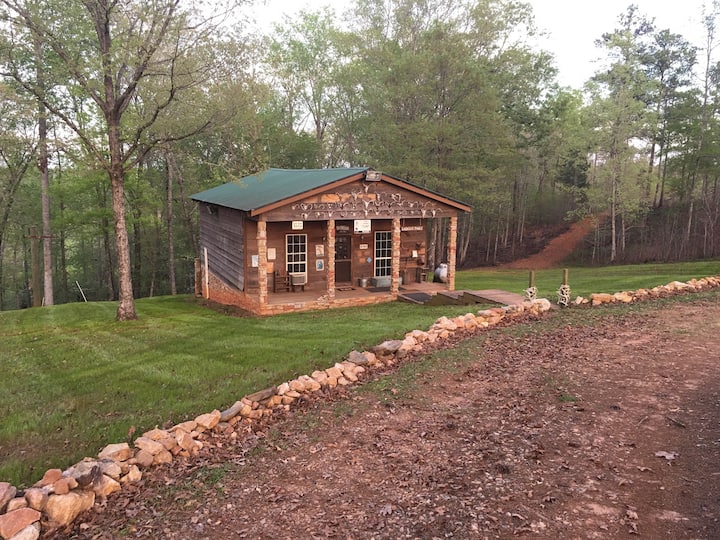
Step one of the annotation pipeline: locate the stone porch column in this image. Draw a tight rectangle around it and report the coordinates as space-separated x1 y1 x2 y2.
448 215 458 291
257 218 268 305
391 217 401 295
326 219 335 300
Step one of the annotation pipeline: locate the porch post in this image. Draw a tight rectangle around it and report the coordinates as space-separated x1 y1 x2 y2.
391 217 401 294
327 219 335 300
448 215 458 291
257 217 268 305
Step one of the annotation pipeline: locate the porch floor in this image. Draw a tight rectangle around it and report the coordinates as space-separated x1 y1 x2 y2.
266 280 446 306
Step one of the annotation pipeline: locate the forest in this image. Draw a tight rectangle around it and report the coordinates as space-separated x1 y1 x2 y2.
0 0 718 317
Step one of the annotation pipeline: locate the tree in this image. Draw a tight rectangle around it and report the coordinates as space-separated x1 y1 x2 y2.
641 29 696 208
267 8 341 148
0 83 36 309
0 0 226 319
588 6 656 262
33 38 53 306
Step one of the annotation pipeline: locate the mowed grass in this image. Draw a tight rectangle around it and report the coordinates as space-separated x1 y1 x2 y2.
0 296 477 487
457 260 720 300
1 259 718 487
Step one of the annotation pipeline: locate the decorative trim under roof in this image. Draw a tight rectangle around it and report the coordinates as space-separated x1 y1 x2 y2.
191 167 472 215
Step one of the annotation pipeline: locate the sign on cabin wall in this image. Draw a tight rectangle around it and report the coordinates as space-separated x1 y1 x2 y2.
354 219 371 233
263 181 457 222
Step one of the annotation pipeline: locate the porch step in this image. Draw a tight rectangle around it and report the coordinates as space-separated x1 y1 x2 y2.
463 289 526 305
401 289 526 307
397 291 434 305
426 291 472 306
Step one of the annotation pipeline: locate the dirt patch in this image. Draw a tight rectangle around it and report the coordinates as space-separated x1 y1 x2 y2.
55 296 720 539
503 215 601 269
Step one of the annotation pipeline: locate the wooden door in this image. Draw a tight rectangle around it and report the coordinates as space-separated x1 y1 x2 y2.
335 235 351 283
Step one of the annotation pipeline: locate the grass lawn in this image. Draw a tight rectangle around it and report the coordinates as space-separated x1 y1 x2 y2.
1 259 718 487
456 260 720 300
0 296 477 487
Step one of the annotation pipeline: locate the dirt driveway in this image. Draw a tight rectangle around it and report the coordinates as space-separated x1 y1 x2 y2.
58 295 720 539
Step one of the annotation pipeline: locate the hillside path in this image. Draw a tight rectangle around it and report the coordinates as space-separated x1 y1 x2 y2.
503 215 599 269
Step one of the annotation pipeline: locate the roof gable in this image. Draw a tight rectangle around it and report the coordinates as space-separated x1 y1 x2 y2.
191 167 471 214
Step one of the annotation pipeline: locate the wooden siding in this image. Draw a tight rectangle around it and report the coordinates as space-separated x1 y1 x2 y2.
243 220 259 293
199 203 245 290
266 221 327 291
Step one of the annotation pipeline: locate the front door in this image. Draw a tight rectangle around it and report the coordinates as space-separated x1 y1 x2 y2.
335 234 351 283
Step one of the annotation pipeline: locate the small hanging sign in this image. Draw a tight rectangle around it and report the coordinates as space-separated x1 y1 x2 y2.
291 220 304 230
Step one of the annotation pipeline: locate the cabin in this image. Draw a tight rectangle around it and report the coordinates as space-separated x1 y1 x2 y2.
191 168 471 315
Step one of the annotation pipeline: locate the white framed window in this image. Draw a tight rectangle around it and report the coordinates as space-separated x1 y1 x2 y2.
374 231 392 277
286 234 307 274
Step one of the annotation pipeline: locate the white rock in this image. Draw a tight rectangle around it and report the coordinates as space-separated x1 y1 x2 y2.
92 475 121 498
0 482 17 513
98 442 132 462
7 523 40 540
133 436 165 456
194 410 221 431
121 465 142 485
44 491 95 528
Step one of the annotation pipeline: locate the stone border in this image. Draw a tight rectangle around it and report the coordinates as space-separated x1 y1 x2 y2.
1 276 718 539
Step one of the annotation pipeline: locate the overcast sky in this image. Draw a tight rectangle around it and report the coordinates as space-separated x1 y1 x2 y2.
247 0 710 88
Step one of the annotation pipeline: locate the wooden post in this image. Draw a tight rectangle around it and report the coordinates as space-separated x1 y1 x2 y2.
529 270 535 288
562 268 569 286
327 219 335 300
448 215 458 291
391 217 401 295
203 247 209 299
257 218 268 305
194 258 202 297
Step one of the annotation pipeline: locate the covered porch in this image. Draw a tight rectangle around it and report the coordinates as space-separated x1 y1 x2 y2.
266 279 446 307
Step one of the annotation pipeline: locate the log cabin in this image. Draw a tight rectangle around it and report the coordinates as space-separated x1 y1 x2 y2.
191 168 471 315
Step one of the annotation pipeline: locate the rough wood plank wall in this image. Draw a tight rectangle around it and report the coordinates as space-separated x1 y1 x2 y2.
199 204 245 290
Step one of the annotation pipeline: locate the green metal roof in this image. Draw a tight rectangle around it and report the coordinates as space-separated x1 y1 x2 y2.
191 167 369 212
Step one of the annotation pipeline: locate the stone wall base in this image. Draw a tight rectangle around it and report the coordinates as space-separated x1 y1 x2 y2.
205 270 397 316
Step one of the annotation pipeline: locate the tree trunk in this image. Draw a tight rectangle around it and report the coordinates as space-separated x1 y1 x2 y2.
685 199 694 258
38 106 53 307
164 151 177 295
35 38 54 307
107 112 137 319
59 200 69 304
610 170 618 263
132 204 143 297
171 151 200 258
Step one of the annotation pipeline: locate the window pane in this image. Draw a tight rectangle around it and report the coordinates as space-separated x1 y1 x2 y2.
374 231 392 277
286 234 307 274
